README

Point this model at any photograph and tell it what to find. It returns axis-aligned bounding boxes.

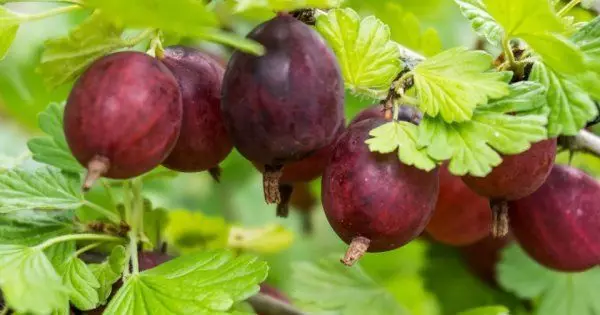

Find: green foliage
[483,0,563,37]
[498,244,600,315]
[88,245,128,305]
[315,8,403,98]
[164,210,230,253]
[366,121,437,171]
[51,241,101,310]
[84,0,263,55]
[0,167,83,213]
[291,256,406,314]
[27,102,82,173]
[37,11,128,89]
[0,6,20,60]
[529,61,598,136]
[454,0,502,45]
[419,81,548,176]
[0,210,73,246]
[412,47,511,122]
[234,0,343,12]
[0,244,69,314]
[103,250,268,314]
[458,306,509,315]
[228,224,294,254]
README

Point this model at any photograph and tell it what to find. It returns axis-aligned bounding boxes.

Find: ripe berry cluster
[64,12,600,275]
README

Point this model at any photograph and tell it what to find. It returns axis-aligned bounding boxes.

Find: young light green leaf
[458,306,510,315]
[291,256,405,314]
[142,203,168,250]
[0,210,73,246]
[89,245,127,305]
[234,0,343,12]
[529,61,598,136]
[315,8,403,98]
[413,47,511,122]
[454,0,503,45]
[164,210,230,254]
[27,103,83,173]
[0,167,83,213]
[103,250,268,314]
[0,6,21,60]
[0,245,69,315]
[421,27,443,57]
[498,244,600,315]
[571,16,600,61]
[228,224,294,254]
[521,32,586,74]
[365,121,437,171]
[483,0,563,37]
[419,81,548,176]
[37,11,127,89]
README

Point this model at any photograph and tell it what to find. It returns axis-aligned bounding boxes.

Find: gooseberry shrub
[0,0,600,315]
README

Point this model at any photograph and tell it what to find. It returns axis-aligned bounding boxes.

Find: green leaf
[315,8,403,98]
[291,256,405,315]
[365,121,437,171]
[521,32,586,74]
[164,210,230,254]
[0,167,83,213]
[56,253,101,310]
[0,210,73,246]
[27,103,83,173]
[529,61,598,136]
[37,11,127,89]
[571,16,600,61]
[458,306,510,315]
[498,244,600,315]
[0,245,69,314]
[142,202,168,250]
[454,0,503,45]
[234,0,343,12]
[0,6,21,60]
[419,81,548,176]
[89,245,127,305]
[483,0,563,37]
[228,224,294,254]
[413,47,511,122]
[103,250,268,314]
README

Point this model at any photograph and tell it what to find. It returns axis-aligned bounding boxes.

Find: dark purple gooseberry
[64,51,182,190]
[221,14,344,205]
[160,46,233,181]
[350,104,422,126]
[322,117,439,266]
[508,165,600,272]
[462,139,557,237]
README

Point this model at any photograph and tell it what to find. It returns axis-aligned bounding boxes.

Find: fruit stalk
[247,293,306,315]
[341,237,371,266]
[560,129,600,158]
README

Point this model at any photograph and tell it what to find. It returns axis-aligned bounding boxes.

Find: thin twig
[247,294,306,315]
[560,129,600,157]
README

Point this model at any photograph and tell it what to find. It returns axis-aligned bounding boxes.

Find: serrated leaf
[315,8,402,98]
[89,245,127,305]
[0,210,73,246]
[413,47,511,122]
[228,224,294,254]
[419,82,548,176]
[483,0,563,37]
[365,121,437,171]
[57,255,101,310]
[0,167,83,213]
[529,61,598,136]
[27,103,83,173]
[234,0,343,12]
[38,11,128,89]
[291,256,404,315]
[454,0,503,45]
[103,250,268,315]
[0,245,69,315]
[458,306,510,315]
[164,210,230,254]
[0,6,21,60]
[571,16,600,61]
[498,244,600,315]
[521,32,586,74]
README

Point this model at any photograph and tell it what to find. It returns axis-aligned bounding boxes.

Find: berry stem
[263,165,283,204]
[501,37,524,80]
[557,0,581,17]
[82,200,121,224]
[35,233,123,251]
[300,211,314,235]
[73,242,101,258]
[209,166,222,183]
[83,155,110,191]
[490,199,509,237]
[128,178,144,275]
[276,184,294,218]
[341,236,371,266]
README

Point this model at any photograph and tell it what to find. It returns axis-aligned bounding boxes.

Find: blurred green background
[1,1,599,315]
